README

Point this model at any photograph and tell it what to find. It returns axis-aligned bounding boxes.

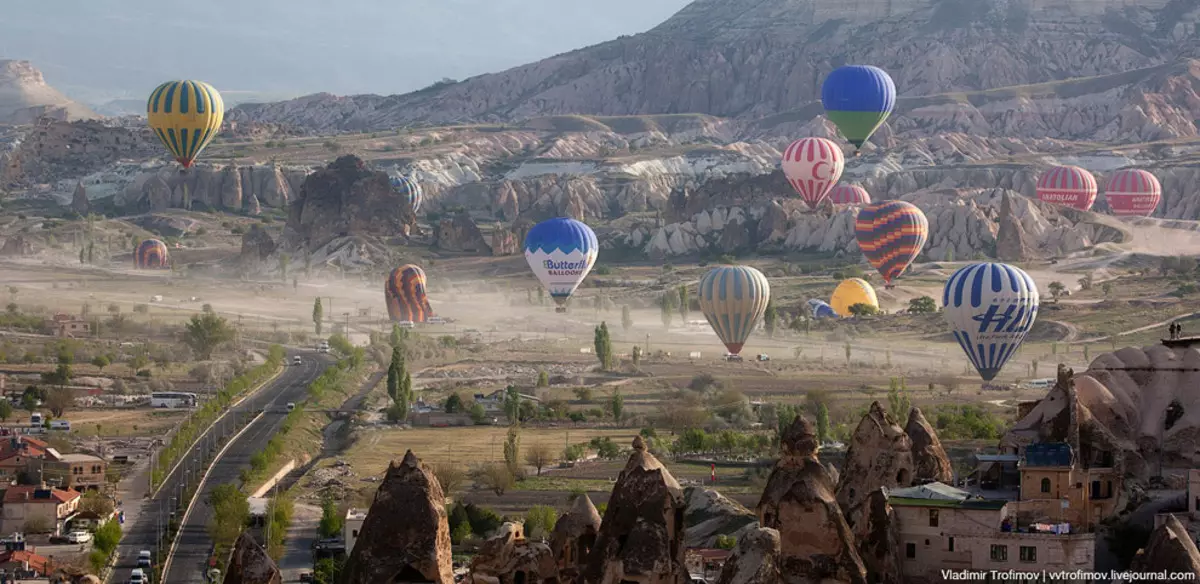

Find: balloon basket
[555,307,567,313]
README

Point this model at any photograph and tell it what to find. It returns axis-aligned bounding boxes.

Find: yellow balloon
[146,80,224,168]
[830,278,878,317]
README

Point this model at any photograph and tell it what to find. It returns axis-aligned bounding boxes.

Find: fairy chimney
[468,522,557,584]
[905,407,954,483]
[835,402,915,517]
[550,494,602,580]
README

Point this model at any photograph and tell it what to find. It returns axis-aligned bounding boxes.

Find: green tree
[184,312,237,360]
[621,305,633,333]
[908,296,937,314]
[524,505,559,538]
[764,300,778,338]
[816,402,830,444]
[887,378,911,421]
[503,426,521,477]
[279,254,290,282]
[631,345,642,367]
[445,393,464,413]
[318,495,342,539]
[312,298,323,336]
[848,303,879,317]
[524,442,555,476]
[844,342,852,364]
[593,322,613,370]
[610,388,624,422]
[209,483,249,555]
[387,345,404,404]
[1048,281,1066,303]
[91,355,110,371]
[390,324,408,347]
[0,400,12,423]
[677,285,689,322]
[537,370,549,388]
[468,403,487,424]
[503,385,521,422]
[660,291,675,330]
[1078,274,1093,291]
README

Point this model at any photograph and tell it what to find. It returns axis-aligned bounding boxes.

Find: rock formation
[240,225,278,262]
[682,487,757,549]
[434,210,491,253]
[549,494,602,581]
[70,183,90,215]
[113,163,306,214]
[713,526,783,584]
[835,402,915,517]
[995,191,1032,262]
[905,408,954,484]
[468,522,557,584]
[853,489,904,584]
[583,436,687,584]
[0,60,96,124]
[130,214,198,238]
[490,228,518,256]
[1130,515,1200,574]
[222,532,282,584]
[282,155,418,254]
[0,235,33,257]
[339,450,454,584]
[756,416,867,584]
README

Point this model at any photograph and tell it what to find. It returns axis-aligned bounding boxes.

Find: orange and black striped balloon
[385,264,433,323]
[854,201,928,285]
[134,239,170,270]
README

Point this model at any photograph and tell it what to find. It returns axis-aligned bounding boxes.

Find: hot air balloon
[807,299,837,320]
[390,174,424,214]
[386,265,433,323]
[146,80,225,169]
[830,278,879,317]
[1036,165,1097,211]
[697,266,771,356]
[524,218,598,313]
[781,137,844,209]
[855,201,929,286]
[134,239,170,269]
[829,184,871,206]
[943,262,1039,382]
[1105,169,1161,217]
[821,65,896,152]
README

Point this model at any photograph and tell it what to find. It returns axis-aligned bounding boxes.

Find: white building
[344,508,368,554]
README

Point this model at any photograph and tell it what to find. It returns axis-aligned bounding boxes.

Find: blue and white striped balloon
[390,174,423,214]
[942,263,1039,382]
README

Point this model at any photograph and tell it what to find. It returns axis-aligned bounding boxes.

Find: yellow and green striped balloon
[146,80,224,168]
[697,265,771,356]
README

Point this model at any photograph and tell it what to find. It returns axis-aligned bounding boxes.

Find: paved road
[112,351,328,584]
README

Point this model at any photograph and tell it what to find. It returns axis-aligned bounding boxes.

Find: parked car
[286,403,296,412]
[66,531,91,543]
[299,572,313,583]
[756,354,770,362]
[723,353,743,362]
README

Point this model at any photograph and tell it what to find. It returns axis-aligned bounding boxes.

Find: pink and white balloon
[782,137,844,209]
[1105,169,1161,217]
[829,184,871,206]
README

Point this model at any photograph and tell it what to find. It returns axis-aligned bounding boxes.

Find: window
[929,509,939,527]
[948,537,955,552]
[1040,478,1051,493]
[352,529,359,538]
[990,544,1008,562]
[906,543,916,559]
[1020,546,1037,563]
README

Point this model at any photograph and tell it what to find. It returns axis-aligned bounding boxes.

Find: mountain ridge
[0,60,96,124]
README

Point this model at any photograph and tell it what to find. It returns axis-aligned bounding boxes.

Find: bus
[150,392,198,408]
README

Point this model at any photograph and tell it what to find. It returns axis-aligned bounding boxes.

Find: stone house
[45,314,89,338]
[1008,442,1116,529]
[0,549,50,578]
[45,454,107,490]
[0,486,81,535]
[343,507,367,556]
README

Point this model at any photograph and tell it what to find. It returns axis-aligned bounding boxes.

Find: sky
[0,0,692,106]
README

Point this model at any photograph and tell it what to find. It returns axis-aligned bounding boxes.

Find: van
[49,420,71,431]
[29,413,42,425]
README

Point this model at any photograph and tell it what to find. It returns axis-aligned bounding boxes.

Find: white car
[286,403,296,412]
[398,320,415,329]
[66,531,91,543]
[427,316,446,324]
[129,568,147,583]
[137,549,152,568]
[292,356,302,365]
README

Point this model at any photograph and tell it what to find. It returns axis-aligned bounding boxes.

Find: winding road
[112,350,330,584]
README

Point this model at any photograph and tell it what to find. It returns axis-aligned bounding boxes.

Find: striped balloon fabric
[390,175,424,214]
[134,239,170,269]
[146,80,225,168]
[1036,165,1097,211]
[781,137,844,209]
[829,184,871,206]
[942,263,1039,381]
[854,201,929,285]
[1104,169,1161,217]
[386,265,433,323]
[697,266,771,355]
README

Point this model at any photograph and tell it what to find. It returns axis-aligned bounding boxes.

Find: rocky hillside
[0,60,96,124]
[227,0,1200,140]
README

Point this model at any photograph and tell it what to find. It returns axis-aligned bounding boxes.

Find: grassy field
[66,408,190,438]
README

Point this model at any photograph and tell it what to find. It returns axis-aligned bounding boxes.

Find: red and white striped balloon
[1036,165,1097,211]
[829,184,871,206]
[782,137,844,209]
[1105,169,1161,217]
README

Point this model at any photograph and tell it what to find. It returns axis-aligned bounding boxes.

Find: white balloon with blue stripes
[942,262,1040,381]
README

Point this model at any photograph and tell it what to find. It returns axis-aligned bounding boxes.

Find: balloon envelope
[390,174,423,214]
[829,184,871,206]
[855,201,929,285]
[821,65,896,149]
[524,218,598,307]
[146,80,224,168]
[807,299,837,320]
[134,239,170,269]
[1105,169,1161,217]
[697,266,771,355]
[1036,165,1097,211]
[386,265,432,323]
[942,262,1039,381]
[781,137,844,209]
[830,278,879,317]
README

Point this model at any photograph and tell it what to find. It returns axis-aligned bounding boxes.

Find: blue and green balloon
[821,65,896,151]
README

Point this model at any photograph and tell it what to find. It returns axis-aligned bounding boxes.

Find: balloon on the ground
[942,262,1039,382]
[807,299,837,320]
[781,137,844,209]
[1036,165,1097,211]
[523,218,598,312]
[855,201,929,285]
[134,239,170,269]
[1105,169,1161,217]
[829,184,871,206]
[386,265,433,323]
[830,278,879,317]
[390,174,423,214]
[821,65,896,150]
[146,80,224,168]
[697,265,771,355]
